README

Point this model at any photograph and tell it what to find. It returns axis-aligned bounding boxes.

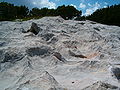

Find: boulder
[27,22,42,35]
[111,67,120,80]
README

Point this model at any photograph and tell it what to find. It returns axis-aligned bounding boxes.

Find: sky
[1,0,120,16]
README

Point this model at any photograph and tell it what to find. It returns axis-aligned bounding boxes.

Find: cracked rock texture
[0,16,120,90]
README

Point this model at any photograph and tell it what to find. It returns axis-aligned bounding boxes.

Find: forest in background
[86,4,120,26]
[0,2,82,21]
[0,2,120,26]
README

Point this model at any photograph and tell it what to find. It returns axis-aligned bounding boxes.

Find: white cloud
[92,2,101,10]
[103,2,108,8]
[32,0,56,9]
[88,3,92,7]
[70,4,77,9]
[32,2,37,5]
[104,2,108,5]
[84,2,101,16]
[85,9,93,16]
[79,3,86,9]
[104,6,107,8]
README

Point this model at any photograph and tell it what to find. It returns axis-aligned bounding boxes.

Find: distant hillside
[87,4,120,26]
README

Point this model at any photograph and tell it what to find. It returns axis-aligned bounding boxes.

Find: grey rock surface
[0,16,120,90]
[82,81,120,90]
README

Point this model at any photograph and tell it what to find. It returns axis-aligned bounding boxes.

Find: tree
[0,2,15,20]
[86,4,120,26]
[0,2,29,20]
[0,2,82,21]
[55,5,82,20]
[30,8,40,17]
[16,5,29,18]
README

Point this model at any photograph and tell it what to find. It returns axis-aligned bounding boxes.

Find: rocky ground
[0,16,120,90]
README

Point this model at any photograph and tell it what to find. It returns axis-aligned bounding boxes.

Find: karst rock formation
[0,16,120,90]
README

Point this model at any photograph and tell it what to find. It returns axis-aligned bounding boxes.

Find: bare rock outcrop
[27,22,42,35]
[0,16,120,90]
[70,60,110,72]
[41,33,55,41]
[68,50,87,58]
[53,52,67,63]
[5,71,62,90]
[82,81,119,90]
[26,46,53,57]
[111,67,120,80]
[0,48,25,64]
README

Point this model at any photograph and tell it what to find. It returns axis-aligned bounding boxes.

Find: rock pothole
[0,49,25,63]
[26,46,53,57]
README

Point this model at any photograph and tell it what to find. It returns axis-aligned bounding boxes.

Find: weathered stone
[53,52,67,63]
[82,81,119,90]
[68,50,87,58]
[27,22,42,35]
[26,46,53,57]
[1,50,24,63]
[41,33,55,41]
[111,67,120,80]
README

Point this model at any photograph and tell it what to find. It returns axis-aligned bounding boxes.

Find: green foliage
[16,5,29,18]
[0,2,29,21]
[29,5,82,20]
[86,4,120,26]
[0,2,15,20]
[0,2,82,21]
[29,8,40,17]
[55,5,82,19]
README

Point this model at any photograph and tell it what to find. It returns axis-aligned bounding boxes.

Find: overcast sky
[1,0,120,15]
